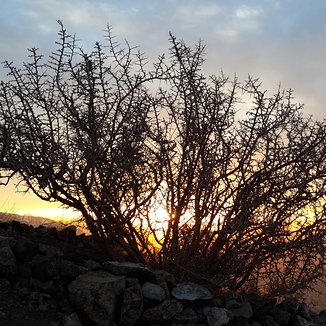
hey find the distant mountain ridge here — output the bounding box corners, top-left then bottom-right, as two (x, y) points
(0, 211), (88, 234)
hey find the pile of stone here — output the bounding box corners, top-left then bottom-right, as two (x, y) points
(0, 219), (325, 326)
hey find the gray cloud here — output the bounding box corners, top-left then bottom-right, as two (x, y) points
(1, 0), (326, 117)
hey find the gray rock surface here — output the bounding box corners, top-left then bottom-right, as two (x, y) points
(172, 282), (213, 301)
(63, 312), (82, 326)
(141, 282), (166, 301)
(0, 219), (324, 326)
(120, 284), (143, 326)
(226, 299), (253, 319)
(0, 245), (17, 280)
(142, 299), (183, 323)
(68, 270), (125, 326)
(203, 306), (230, 326)
(102, 261), (154, 282)
(175, 307), (199, 324)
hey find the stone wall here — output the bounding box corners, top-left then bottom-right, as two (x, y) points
(0, 219), (325, 326)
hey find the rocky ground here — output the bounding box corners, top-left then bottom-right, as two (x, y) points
(1, 219), (326, 326)
(0, 220), (109, 326)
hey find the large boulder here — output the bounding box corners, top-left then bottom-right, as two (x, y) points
(68, 270), (125, 326)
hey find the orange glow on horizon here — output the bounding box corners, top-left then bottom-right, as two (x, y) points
(15, 207), (81, 222)
(0, 180), (80, 222)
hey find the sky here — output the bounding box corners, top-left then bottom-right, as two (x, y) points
(0, 0), (326, 220)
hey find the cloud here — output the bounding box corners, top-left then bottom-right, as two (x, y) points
(235, 5), (261, 19)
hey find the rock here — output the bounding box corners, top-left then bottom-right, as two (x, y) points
(102, 261), (154, 283)
(278, 297), (298, 315)
(259, 315), (280, 326)
(159, 281), (171, 300)
(142, 300), (183, 323)
(55, 225), (77, 242)
(175, 307), (198, 324)
(83, 259), (102, 270)
(36, 225), (56, 237)
(18, 286), (31, 297)
(203, 306), (230, 326)
(244, 290), (277, 315)
(30, 278), (54, 292)
(0, 278), (11, 291)
(298, 302), (312, 320)
(172, 282), (213, 301)
(32, 253), (62, 281)
(60, 259), (88, 278)
(11, 220), (23, 230)
(126, 278), (140, 287)
(63, 312), (82, 326)
(272, 307), (291, 326)
(0, 235), (16, 248)
(39, 244), (64, 257)
(224, 290), (243, 302)
(0, 245), (17, 280)
(298, 315), (319, 326)
(141, 282), (166, 301)
(314, 314), (326, 325)
(120, 284), (143, 326)
(13, 238), (40, 263)
(154, 269), (177, 287)
(68, 270), (125, 326)
(225, 299), (253, 319)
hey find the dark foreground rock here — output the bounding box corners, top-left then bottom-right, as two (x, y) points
(0, 219), (324, 326)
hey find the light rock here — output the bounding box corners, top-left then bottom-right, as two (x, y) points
(141, 282), (166, 301)
(172, 282), (213, 301)
(68, 270), (125, 326)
